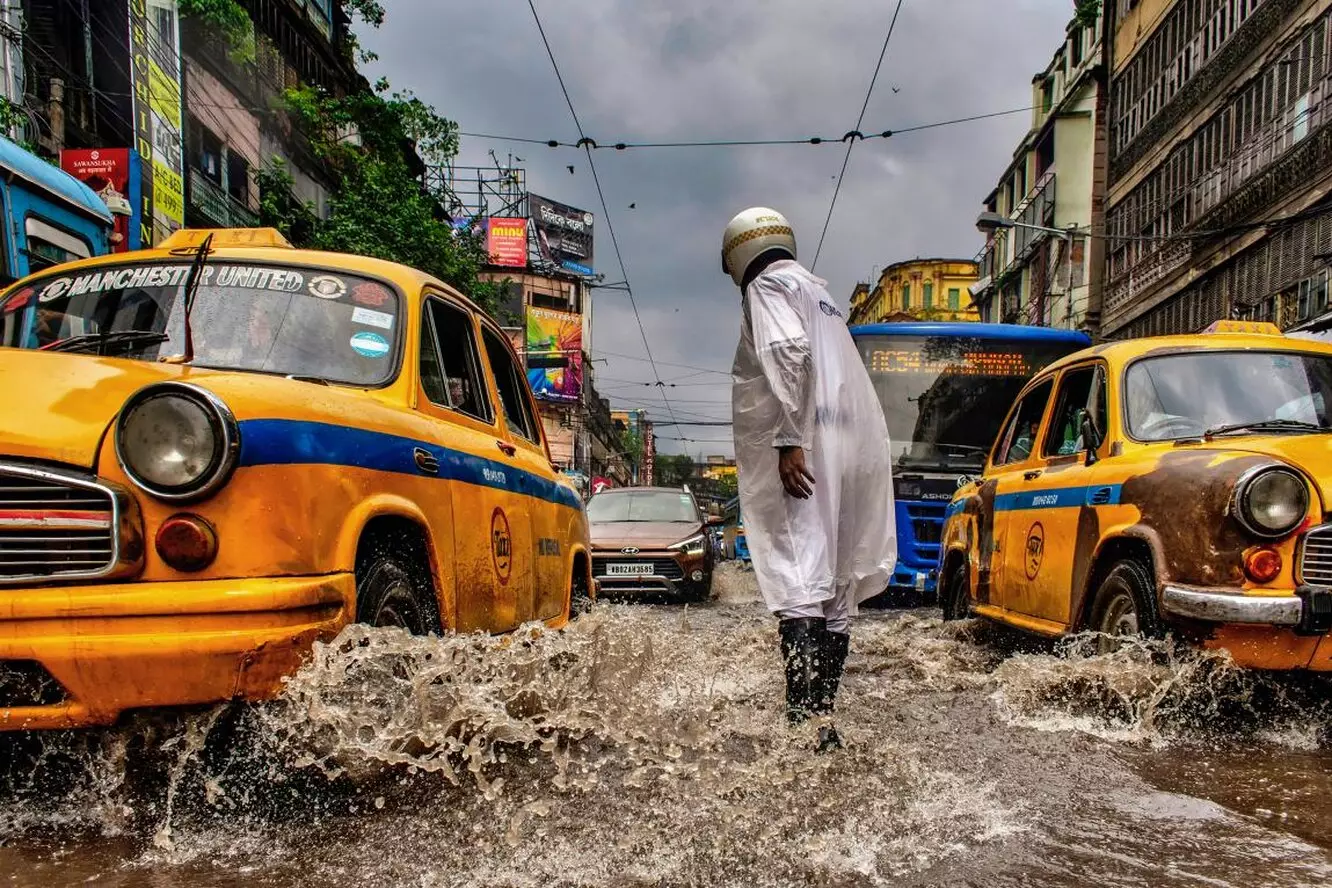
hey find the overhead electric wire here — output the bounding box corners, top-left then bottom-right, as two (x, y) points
(811, 0), (905, 272)
(525, 0), (683, 433)
(454, 105), (1034, 153)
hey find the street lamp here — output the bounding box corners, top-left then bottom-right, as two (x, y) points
(975, 212), (1079, 326)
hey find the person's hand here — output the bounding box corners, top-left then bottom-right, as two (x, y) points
(777, 446), (816, 499)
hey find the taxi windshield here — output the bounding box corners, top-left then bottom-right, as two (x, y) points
(0, 261), (401, 386)
(585, 491), (699, 524)
(1126, 350), (1332, 441)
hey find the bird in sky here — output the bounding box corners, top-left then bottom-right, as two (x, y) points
(567, 165), (575, 174)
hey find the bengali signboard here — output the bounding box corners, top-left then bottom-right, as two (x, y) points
(486, 217), (529, 268)
(59, 148), (143, 251)
(525, 306), (583, 403)
(128, 0), (184, 246)
(528, 193), (594, 275)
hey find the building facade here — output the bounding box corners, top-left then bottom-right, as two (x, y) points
(1101, 0), (1332, 337)
(847, 258), (980, 325)
(12, 1), (359, 249)
(974, 8), (1107, 332)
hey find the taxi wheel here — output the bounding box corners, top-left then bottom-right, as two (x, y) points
(1089, 560), (1161, 654)
(941, 564), (971, 621)
(356, 555), (441, 635)
(570, 568), (593, 619)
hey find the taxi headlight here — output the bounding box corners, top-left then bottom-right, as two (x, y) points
(671, 533), (706, 556)
(116, 383), (239, 501)
(1233, 466), (1308, 539)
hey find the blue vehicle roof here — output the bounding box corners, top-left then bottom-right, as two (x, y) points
(849, 321), (1091, 344)
(0, 137), (112, 225)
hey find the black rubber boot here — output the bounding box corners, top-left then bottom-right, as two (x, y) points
(813, 629), (850, 753)
(778, 617), (826, 725)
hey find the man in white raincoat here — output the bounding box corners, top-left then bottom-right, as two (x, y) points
(721, 207), (896, 752)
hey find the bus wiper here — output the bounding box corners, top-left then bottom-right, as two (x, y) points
(1204, 418), (1329, 438)
(41, 330), (169, 354)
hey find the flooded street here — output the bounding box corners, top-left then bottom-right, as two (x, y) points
(2, 563), (1331, 887)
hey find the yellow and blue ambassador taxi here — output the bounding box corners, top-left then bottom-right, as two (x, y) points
(0, 228), (591, 730)
(939, 321), (1332, 670)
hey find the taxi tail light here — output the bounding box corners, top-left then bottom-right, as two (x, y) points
(156, 514), (218, 572)
(1243, 547), (1283, 584)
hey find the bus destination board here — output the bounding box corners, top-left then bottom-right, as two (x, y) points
(868, 349), (1033, 378)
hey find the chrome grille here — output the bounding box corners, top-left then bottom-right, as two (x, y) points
(1299, 525), (1332, 587)
(0, 464), (117, 583)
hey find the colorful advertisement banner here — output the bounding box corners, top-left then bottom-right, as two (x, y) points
(525, 306), (583, 403)
(59, 148), (143, 251)
(129, 0), (184, 246)
(529, 193), (594, 275)
(486, 217), (529, 268)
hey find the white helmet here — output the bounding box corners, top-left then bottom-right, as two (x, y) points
(721, 207), (796, 287)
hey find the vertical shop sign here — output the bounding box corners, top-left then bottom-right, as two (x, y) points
(59, 148), (143, 251)
(128, 0), (184, 246)
(525, 306), (583, 402)
(486, 218), (529, 267)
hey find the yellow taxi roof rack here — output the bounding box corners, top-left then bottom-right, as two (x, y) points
(1201, 319), (1283, 336)
(158, 228), (294, 252)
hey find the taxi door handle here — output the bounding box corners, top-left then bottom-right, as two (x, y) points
(1024, 469), (1043, 481)
(413, 447), (439, 475)
(496, 440), (517, 457)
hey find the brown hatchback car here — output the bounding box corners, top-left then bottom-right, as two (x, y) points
(586, 487), (721, 601)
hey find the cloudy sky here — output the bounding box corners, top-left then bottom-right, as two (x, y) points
(363, 0), (1076, 457)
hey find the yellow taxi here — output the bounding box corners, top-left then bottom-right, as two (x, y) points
(0, 228), (592, 730)
(939, 320), (1332, 670)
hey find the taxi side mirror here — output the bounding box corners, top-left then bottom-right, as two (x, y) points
(1080, 411), (1102, 466)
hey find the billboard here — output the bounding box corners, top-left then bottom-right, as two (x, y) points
(129, 0), (184, 246)
(525, 306), (583, 402)
(59, 148), (143, 251)
(486, 217), (528, 267)
(529, 193), (594, 275)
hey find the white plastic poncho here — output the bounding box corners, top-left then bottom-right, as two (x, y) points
(732, 259), (896, 615)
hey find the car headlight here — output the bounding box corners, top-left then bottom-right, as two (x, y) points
(670, 533), (706, 556)
(116, 383), (239, 501)
(1233, 466), (1308, 539)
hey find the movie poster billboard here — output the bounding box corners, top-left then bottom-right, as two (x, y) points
(525, 306), (583, 402)
(486, 217), (528, 268)
(59, 148), (143, 251)
(528, 193), (594, 275)
(129, 0), (184, 246)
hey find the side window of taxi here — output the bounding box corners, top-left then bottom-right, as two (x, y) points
(994, 380), (1053, 466)
(482, 328), (540, 443)
(420, 298), (491, 421)
(1041, 366), (1107, 458)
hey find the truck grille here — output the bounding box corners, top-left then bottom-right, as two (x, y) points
(0, 464), (117, 583)
(1300, 525), (1332, 587)
(592, 557), (685, 580)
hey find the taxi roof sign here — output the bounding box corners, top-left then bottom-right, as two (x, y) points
(1201, 319), (1283, 336)
(158, 228), (293, 251)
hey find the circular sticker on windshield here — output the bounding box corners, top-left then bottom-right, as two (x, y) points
(349, 331), (390, 358)
(309, 275), (347, 300)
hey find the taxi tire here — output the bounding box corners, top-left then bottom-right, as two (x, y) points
(1089, 559), (1163, 652)
(941, 564), (971, 621)
(355, 554), (442, 636)
(570, 568), (593, 619)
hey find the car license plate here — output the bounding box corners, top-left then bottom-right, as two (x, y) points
(607, 563), (654, 576)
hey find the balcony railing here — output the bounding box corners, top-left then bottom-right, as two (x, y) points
(189, 168), (259, 228)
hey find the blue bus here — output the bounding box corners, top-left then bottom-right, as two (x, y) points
(0, 136), (113, 287)
(850, 322), (1091, 600)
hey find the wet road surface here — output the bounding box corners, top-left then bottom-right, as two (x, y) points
(2, 563), (1331, 886)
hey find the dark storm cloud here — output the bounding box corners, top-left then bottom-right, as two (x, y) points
(362, 0), (1074, 454)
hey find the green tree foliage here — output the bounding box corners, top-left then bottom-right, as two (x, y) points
(655, 454), (697, 488)
(1074, 0), (1101, 29)
(185, 3), (501, 310)
(179, 0), (255, 64)
(260, 84), (498, 310)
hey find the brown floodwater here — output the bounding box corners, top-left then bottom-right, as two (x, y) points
(1, 563), (1330, 887)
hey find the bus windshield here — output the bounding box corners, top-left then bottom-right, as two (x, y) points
(855, 332), (1083, 472)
